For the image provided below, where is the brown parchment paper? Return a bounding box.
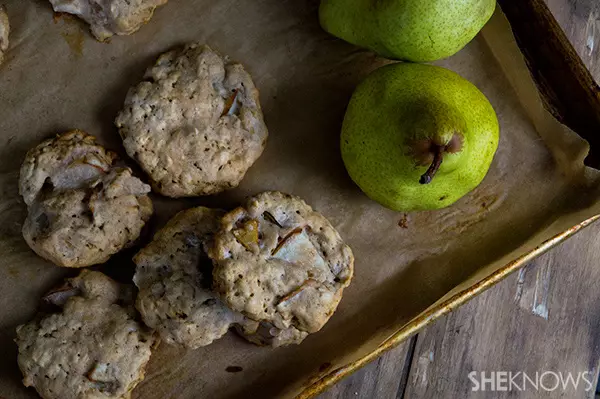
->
[1,2,599,398]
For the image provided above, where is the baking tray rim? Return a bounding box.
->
[296,214,600,398]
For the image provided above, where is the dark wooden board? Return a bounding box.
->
[403,224,600,398]
[318,338,415,399]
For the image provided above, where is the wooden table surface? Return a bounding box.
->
[320,0,600,398]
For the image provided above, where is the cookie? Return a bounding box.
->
[115,43,268,197]
[15,270,157,399]
[210,191,354,346]
[133,207,257,348]
[0,5,9,65]
[20,130,153,268]
[236,322,308,348]
[48,0,167,41]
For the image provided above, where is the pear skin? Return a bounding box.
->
[341,63,499,212]
[319,0,496,62]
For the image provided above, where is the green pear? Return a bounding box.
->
[341,63,499,211]
[319,0,496,62]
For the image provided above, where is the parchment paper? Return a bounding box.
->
[1,1,599,398]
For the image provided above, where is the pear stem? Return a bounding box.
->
[419,145,444,185]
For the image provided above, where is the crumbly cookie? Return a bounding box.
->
[19,131,117,207]
[0,5,10,65]
[133,207,256,348]
[15,270,157,399]
[115,43,268,197]
[236,322,308,348]
[20,130,153,268]
[211,191,354,345]
[48,0,167,41]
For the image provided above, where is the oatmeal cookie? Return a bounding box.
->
[48,0,167,41]
[133,207,256,348]
[115,44,268,197]
[15,270,157,399]
[211,191,354,345]
[20,131,153,267]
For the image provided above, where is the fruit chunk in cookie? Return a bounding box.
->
[211,191,354,346]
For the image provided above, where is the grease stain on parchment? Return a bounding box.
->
[6,265,19,277]
[53,12,85,58]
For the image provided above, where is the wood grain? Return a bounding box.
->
[546,0,600,79]
[318,338,415,399]
[324,0,600,398]
[403,225,600,398]
[497,0,600,168]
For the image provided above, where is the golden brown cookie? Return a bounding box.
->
[48,0,167,41]
[20,131,153,267]
[16,270,157,399]
[211,191,354,346]
[133,207,256,348]
[115,44,268,197]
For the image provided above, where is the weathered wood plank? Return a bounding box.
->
[403,224,600,398]
[318,338,416,399]
[546,0,600,78]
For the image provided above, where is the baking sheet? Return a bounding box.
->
[0,1,599,398]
